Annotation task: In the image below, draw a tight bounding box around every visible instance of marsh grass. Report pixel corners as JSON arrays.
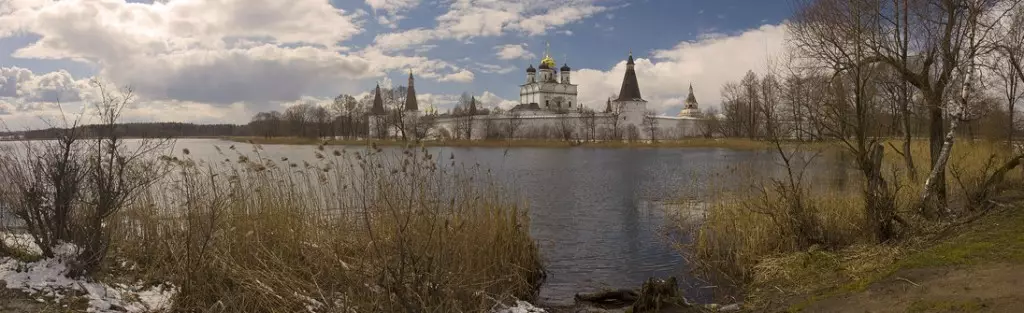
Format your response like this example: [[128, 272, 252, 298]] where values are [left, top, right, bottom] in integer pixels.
[[107, 143, 545, 312], [682, 140, 1023, 305]]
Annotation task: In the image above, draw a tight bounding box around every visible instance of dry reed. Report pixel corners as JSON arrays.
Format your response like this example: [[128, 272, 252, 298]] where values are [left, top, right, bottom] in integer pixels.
[[684, 140, 1023, 298], [108, 143, 545, 313]]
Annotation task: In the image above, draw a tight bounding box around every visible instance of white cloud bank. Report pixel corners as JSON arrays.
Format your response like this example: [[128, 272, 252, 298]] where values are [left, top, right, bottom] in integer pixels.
[[573, 24, 788, 115], [372, 0, 609, 51]]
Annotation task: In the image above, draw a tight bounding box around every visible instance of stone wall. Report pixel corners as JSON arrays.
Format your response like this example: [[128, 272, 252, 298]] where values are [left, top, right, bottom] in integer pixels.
[[430, 112, 704, 140]]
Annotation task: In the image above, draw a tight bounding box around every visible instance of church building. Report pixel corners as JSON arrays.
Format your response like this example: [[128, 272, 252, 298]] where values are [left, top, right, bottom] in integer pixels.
[[518, 43, 578, 111]]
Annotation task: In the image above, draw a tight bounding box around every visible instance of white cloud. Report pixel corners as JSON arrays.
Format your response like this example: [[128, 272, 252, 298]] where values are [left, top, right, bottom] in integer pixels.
[[1, 67, 90, 105], [365, 0, 419, 12], [357, 48, 461, 81], [374, 28, 437, 51], [495, 44, 536, 60], [572, 24, 788, 115], [372, 0, 612, 50], [478, 91, 517, 109], [415, 91, 513, 112], [511, 5, 606, 35], [439, 70, 475, 83], [0, 67, 263, 130], [2, 0, 374, 107], [416, 93, 461, 112], [366, 0, 419, 28], [476, 63, 516, 74]]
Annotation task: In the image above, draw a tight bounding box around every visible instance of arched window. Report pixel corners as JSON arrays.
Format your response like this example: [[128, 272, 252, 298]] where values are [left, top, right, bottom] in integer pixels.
[[545, 100, 549, 107], [568, 101, 572, 108]]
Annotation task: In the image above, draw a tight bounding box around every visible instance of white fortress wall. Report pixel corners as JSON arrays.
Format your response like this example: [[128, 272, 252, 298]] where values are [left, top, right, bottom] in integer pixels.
[[431, 112, 703, 140]]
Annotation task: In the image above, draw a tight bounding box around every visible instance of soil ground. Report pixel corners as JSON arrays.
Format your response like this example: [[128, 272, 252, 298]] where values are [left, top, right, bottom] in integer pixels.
[[766, 197, 1024, 313], [800, 263, 1024, 313]]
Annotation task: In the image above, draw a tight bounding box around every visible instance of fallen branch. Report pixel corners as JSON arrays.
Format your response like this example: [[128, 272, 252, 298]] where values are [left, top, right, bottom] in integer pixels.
[[895, 277, 920, 287], [573, 276, 692, 312], [969, 154, 1024, 206], [574, 289, 639, 307]]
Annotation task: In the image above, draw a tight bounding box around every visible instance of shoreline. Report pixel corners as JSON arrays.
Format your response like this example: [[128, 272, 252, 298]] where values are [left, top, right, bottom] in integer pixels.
[[222, 136, 781, 150]]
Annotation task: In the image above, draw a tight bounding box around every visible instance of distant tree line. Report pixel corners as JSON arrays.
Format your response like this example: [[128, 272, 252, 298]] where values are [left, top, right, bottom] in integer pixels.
[[2, 122, 247, 140]]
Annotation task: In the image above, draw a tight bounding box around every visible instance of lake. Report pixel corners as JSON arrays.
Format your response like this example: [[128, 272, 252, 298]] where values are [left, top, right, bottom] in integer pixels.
[[3, 138, 792, 305], [169, 139, 787, 305]]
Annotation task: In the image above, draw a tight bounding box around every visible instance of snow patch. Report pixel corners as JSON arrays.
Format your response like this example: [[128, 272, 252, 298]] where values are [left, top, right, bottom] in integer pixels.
[[1, 232, 42, 255], [492, 300, 547, 313], [0, 235, 175, 312]]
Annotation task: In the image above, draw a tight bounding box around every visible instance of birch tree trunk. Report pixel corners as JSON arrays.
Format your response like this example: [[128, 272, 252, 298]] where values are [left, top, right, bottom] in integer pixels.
[[919, 0, 982, 216]]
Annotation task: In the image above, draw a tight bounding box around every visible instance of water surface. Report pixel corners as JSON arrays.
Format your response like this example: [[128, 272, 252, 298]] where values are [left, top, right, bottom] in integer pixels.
[[172, 139, 781, 304], [3, 138, 787, 304]]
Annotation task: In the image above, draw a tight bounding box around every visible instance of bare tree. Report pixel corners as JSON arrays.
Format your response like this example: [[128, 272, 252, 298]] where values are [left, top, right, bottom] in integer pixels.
[[284, 104, 312, 138], [580, 108, 598, 142], [642, 111, 659, 142], [991, 53, 1023, 143], [331, 94, 358, 139], [994, 4, 1024, 85], [741, 71, 762, 138], [859, 0, 1006, 211], [918, 0, 994, 215], [505, 111, 524, 140], [387, 86, 409, 140], [625, 124, 641, 143], [698, 107, 722, 138], [791, 0, 900, 241], [483, 117, 501, 140], [605, 103, 623, 141], [719, 82, 747, 137], [310, 105, 330, 139], [557, 113, 577, 142], [249, 111, 282, 138], [409, 114, 437, 141], [0, 100, 86, 258], [452, 116, 471, 140]]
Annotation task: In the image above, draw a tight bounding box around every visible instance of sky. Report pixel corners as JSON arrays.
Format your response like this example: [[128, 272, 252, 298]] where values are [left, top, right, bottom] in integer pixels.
[[0, 0, 793, 130]]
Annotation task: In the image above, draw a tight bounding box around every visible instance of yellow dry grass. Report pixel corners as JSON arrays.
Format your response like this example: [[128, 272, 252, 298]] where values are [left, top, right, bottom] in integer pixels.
[[107, 143, 545, 313], [683, 139, 1023, 307]]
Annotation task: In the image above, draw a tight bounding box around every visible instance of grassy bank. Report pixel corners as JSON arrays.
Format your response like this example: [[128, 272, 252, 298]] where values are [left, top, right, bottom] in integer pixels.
[[1, 143, 545, 312], [779, 195, 1024, 312], [224, 136, 778, 150], [680, 140, 1024, 310]]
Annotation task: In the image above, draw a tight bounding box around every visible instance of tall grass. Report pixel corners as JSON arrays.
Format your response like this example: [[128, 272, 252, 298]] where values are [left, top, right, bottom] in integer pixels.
[[684, 140, 1023, 295], [109, 143, 545, 312]]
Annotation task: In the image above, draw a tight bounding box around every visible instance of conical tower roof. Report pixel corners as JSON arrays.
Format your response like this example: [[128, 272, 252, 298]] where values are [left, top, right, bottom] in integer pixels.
[[685, 83, 697, 106], [371, 84, 385, 115], [405, 70, 418, 111], [615, 51, 643, 102]]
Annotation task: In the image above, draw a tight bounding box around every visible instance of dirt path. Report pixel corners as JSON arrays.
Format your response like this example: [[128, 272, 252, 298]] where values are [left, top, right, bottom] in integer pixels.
[[802, 263, 1024, 313]]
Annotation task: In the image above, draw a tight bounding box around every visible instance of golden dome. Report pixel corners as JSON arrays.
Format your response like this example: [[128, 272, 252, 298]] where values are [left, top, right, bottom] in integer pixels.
[[539, 41, 556, 69], [540, 55, 556, 69]]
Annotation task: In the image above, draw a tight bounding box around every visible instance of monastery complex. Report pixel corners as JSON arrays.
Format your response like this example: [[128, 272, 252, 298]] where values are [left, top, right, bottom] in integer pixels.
[[369, 46, 705, 140]]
